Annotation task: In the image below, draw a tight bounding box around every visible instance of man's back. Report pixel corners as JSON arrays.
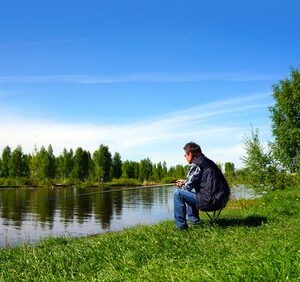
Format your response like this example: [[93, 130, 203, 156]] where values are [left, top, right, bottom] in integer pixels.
[[192, 154, 230, 211]]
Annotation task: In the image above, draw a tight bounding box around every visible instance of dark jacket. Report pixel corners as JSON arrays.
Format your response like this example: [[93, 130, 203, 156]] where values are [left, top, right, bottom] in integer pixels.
[[192, 154, 230, 211]]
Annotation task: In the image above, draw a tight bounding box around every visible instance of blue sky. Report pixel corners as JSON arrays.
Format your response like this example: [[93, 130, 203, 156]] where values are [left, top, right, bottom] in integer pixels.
[[0, 0, 299, 167]]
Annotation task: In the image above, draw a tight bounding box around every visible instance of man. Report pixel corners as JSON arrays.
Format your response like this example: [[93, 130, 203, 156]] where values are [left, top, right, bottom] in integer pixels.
[[174, 142, 230, 230]]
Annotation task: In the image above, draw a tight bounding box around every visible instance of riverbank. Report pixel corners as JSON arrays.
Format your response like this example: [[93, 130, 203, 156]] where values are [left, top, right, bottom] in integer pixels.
[[0, 178, 163, 189], [0, 177, 177, 189], [0, 186, 299, 281]]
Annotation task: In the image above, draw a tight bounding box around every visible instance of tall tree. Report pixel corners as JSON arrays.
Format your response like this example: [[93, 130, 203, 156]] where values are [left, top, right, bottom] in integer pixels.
[[156, 162, 163, 181], [57, 148, 74, 179], [29, 145, 39, 180], [269, 68, 300, 172], [46, 145, 56, 179], [152, 164, 157, 181], [72, 147, 91, 181], [139, 158, 152, 181], [174, 165, 186, 179], [133, 162, 140, 179], [31, 145, 56, 180], [8, 146, 29, 178], [224, 162, 235, 180], [111, 152, 122, 179], [121, 160, 135, 179], [162, 161, 168, 178], [1, 146, 11, 177], [242, 128, 271, 187], [93, 145, 112, 181]]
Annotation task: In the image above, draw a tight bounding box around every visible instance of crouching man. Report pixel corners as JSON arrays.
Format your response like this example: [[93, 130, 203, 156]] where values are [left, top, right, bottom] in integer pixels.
[[174, 142, 230, 230]]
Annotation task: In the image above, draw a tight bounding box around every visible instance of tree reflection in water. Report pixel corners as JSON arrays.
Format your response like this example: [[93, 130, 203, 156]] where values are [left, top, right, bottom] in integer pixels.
[[0, 186, 174, 247]]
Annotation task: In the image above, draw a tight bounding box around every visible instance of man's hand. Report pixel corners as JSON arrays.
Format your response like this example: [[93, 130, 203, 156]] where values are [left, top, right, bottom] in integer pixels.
[[175, 179, 186, 188]]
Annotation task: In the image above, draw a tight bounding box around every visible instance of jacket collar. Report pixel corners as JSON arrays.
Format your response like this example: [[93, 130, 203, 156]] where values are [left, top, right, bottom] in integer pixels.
[[191, 153, 205, 165]]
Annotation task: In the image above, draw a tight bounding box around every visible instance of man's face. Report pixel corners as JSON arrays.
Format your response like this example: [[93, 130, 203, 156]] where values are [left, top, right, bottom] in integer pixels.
[[184, 151, 193, 164]]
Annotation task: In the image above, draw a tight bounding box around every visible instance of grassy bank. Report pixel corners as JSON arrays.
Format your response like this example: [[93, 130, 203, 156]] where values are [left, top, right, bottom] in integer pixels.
[[0, 187, 300, 281]]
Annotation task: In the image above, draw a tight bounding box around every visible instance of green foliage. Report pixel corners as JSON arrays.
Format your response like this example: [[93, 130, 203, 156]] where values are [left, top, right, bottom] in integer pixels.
[[156, 162, 163, 180], [241, 128, 272, 188], [162, 161, 168, 178], [240, 128, 297, 190], [121, 160, 136, 179], [93, 145, 112, 181], [29, 145, 56, 182], [160, 176, 177, 184], [72, 147, 91, 181], [167, 164, 187, 179], [139, 158, 153, 181], [109, 178, 141, 186], [0, 146, 11, 177], [0, 177, 31, 186], [269, 68, 300, 172], [110, 152, 122, 179], [8, 146, 29, 178], [56, 148, 74, 180], [224, 162, 235, 182]]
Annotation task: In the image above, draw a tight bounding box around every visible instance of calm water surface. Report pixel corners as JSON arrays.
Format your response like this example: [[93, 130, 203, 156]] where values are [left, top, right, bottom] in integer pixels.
[[0, 186, 175, 248]]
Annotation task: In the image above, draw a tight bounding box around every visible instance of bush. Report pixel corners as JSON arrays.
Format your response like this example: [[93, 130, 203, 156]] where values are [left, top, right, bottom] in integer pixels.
[[160, 176, 177, 184], [110, 178, 142, 186]]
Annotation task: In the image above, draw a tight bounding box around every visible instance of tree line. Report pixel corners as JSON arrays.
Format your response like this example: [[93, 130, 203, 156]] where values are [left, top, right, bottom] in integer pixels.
[[0, 144, 189, 185]]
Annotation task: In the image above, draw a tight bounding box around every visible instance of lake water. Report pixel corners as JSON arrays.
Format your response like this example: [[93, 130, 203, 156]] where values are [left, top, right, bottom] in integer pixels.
[[0, 184, 257, 248], [0, 185, 175, 248]]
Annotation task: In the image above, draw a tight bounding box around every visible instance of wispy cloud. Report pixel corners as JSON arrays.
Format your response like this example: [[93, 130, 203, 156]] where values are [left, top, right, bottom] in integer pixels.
[[0, 94, 272, 167], [0, 72, 280, 84]]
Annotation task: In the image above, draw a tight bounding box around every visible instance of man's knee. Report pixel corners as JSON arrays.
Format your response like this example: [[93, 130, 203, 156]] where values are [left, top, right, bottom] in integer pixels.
[[174, 189, 182, 199]]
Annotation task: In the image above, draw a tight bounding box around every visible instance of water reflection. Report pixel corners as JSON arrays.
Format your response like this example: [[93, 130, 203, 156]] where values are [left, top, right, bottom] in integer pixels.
[[230, 185, 262, 200], [0, 186, 174, 247]]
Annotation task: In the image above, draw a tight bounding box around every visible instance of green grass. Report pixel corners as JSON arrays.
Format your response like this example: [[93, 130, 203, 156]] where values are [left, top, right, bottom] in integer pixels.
[[0, 187, 300, 281]]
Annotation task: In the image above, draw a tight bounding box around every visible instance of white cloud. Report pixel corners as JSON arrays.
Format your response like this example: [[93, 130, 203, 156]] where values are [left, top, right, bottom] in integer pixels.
[[0, 72, 279, 84], [0, 94, 272, 167]]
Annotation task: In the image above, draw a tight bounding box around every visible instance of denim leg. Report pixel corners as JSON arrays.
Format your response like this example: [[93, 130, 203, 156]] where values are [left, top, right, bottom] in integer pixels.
[[187, 202, 200, 224], [174, 189, 199, 228]]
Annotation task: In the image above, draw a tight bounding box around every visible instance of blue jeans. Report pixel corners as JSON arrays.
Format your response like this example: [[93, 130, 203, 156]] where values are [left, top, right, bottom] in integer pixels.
[[174, 188, 200, 229]]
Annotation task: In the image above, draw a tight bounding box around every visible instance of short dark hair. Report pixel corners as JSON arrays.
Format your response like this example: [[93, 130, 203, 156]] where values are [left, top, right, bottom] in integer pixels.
[[183, 142, 202, 158]]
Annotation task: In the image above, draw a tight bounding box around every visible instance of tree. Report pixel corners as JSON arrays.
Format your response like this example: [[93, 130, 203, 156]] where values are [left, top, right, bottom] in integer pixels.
[[162, 161, 168, 178], [156, 162, 163, 181], [121, 161, 135, 179], [8, 146, 29, 178], [29, 145, 39, 180], [269, 68, 300, 172], [224, 162, 235, 179], [174, 165, 186, 179], [133, 162, 140, 179], [31, 145, 56, 181], [111, 152, 122, 179], [93, 145, 112, 181], [57, 148, 74, 180], [46, 145, 56, 179], [1, 146, 11, 177], [139, 158, 152, 181], [241, 128, 271, 187], [72, 147, 91, 181], [168, 166, 175, 177]]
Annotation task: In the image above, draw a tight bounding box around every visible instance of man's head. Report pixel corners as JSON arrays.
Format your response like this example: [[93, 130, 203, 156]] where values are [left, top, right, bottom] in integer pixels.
[[183, 142, 202, 164]]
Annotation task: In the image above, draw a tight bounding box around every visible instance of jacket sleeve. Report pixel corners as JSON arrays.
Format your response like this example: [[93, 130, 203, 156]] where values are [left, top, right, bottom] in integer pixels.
[[182, 164, 202, 192]]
